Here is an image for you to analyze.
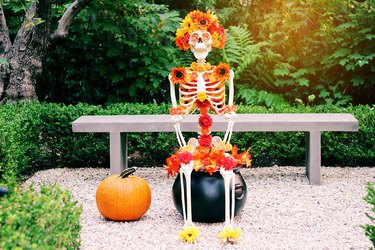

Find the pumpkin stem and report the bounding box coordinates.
[118,167,137,178]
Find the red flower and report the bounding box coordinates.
[196,100,211,114]
[199,114,213,129]
[178,152,193,164]
[218,156,235,170]
[198,134,212,147]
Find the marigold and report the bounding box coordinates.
[170,67,187,84]
[198,134,212,147]
[199,114,213,129]
[217,156,235,170]
[178,151,193,164]
[197,92,207,102]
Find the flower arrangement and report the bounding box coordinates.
[166,9,251,244]
[165,88,251,176]
[175,10,226,51]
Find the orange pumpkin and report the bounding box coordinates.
[96,168,151,221]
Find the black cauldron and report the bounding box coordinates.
[172,169,247,223]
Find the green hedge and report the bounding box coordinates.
[0,102,374,184]
[0,185,82,249]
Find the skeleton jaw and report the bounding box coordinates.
[189,30,212,61]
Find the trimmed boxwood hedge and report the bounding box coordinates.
[0,102,374,184]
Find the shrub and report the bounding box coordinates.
[361,182,375,247]
[0,102,374,184]
[0,185,82,249]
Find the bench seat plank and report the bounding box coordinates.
[72,113,358,133]
[72,113,358,185]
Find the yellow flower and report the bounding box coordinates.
[213,141,233,152]
[179,226,200,243]
[218,228,241,244]
[197,92,207,102]
[180,146,193,153]
[181,16,195,34]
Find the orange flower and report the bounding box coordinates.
[232,146,252,167]
[170,67,187,84]
[215,63,230,82]
[205,164,217,175]
[195,12,212,31]
[164,155,181,176]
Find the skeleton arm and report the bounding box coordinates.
[223,69,236,143]
[169,74,186,147]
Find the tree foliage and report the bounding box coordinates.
[215,0,375,106]
[3,0,374,105]
[37,0,183,104]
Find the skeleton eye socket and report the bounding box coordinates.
[202,33,210,42]
[190,33,199,43]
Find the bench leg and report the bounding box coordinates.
[305,131,321,185]
[109,132,128,175]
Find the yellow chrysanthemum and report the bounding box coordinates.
[197,92,207,102]
[218,228,241,244]
[179,226,200,244]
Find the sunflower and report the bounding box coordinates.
[195,12,213,31]
[181,15,195,34]
[215,63,230,82]
[170,67,187,84]
[179,226,200,243]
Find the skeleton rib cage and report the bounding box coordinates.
[179,67,226,115]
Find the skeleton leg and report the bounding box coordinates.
[223,120,234,144]
[220,168,235,229]
[173,122,186,147]
[180,162,194,227]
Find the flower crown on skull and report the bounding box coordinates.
[175,10,226,51]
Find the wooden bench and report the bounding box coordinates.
[72,113,358,185]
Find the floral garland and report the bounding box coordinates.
[170,62,231,85]
[175,10,226,51]
[164,100,251,177]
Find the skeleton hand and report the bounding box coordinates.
[224,105,237,121]
[171,115,184,124]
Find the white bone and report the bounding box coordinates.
[180,161,195,227]
[220,168,235,229]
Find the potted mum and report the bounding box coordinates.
[164,10,251,244]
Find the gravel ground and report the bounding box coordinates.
[24,166,374,250]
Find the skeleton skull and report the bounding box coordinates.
[189,30,212,60]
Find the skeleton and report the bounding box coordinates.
[169,28,238,233]
[169,30,236,148]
